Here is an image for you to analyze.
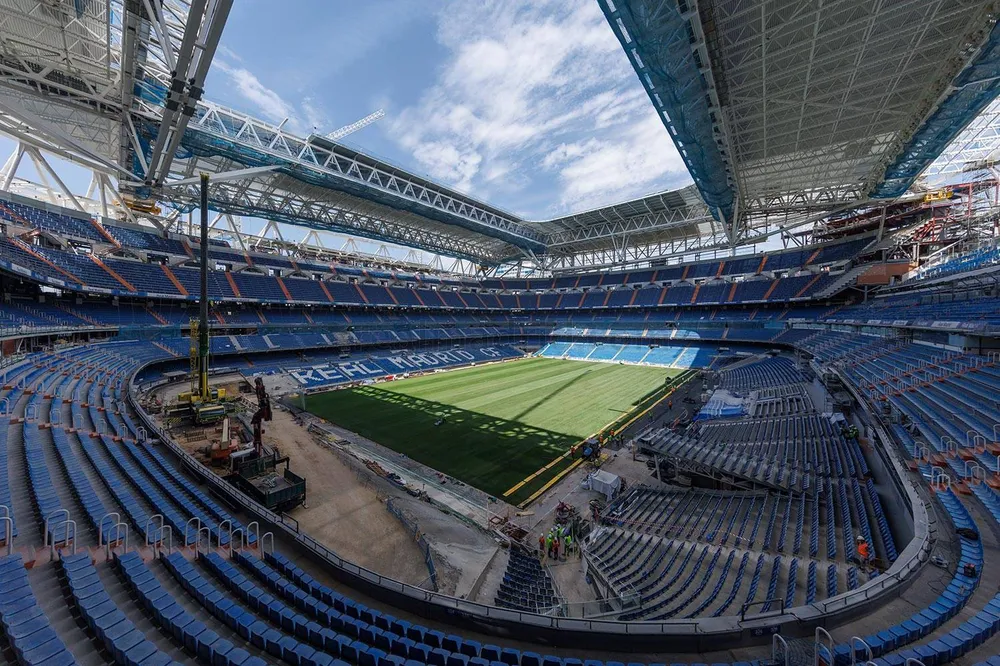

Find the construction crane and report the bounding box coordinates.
[307,109,384,149]
[175,173,227,425]
[326,109,384,141]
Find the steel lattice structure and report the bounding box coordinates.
[602,0,1000,243]
[1,0,999,272]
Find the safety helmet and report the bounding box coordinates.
[856,535,865,542]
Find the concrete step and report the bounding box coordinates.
[37,401,97,549]
[26,563,107,666]
[96,559,188,661]
[6,394,40,546]
[150,555,268,662]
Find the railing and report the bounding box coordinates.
[126,349,928,640]
[0,323,114,340]
[385,497,437,591]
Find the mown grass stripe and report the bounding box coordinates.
[304,358,681,503]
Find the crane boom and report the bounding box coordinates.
[326,109,385,141]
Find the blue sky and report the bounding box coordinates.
[205,0,693,220]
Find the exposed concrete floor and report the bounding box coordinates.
[272,406,432,587]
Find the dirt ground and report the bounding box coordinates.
[268,407,432,586]
[388,492,501,598]
[151,374,429,586]
[270,405,504,595]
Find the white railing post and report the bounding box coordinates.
[814,627,834,666]
[218,519,231,549]
[772,634,789,666]
[850,636,872,666]
[64,520,77,555]
[231,528,244,555]
[197,526,212,556]
[98,512,120,550]
[184,517,201,548]
[145,514,164,550]
[246,521,259,549]
[158,525,172,557]
[43,508,70,554]
[975,435,988,452]
[107,522,129,558]
[261,532,275,555]
[0,516,12,555]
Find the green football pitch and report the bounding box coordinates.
[303,357,682,504]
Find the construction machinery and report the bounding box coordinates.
[173,174,229,425]
[166,174,305,511]
[224,377,306,512]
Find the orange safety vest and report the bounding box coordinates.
[858,542,871,560]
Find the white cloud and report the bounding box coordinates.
[300,97,328,134]
[215,60,298,124]
[414,142,482,192]
[546,113,689,211]
[216,45,243,64]
[385,0,691,217]
[215,60,332,136]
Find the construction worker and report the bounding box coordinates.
[552,536,560,560]
[565,533,573,558]
[855,535,872,572]
[545,532,553,559]
[538,534,545,559]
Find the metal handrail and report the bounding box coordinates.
[849,636,872,666]
[156,525,172,557]
[247,521,259,548]
[815,627,834,666]
[218,519,231,549]
[231,528,244,555]
[107,522,129,558]
[98,512,120,549]
[145,514,164,549]
[261,531,274,555]
[43,508,70,553]
[773,634,789,666]
[0,516,12,556]
[197,526,212,556]
[185,517,201,548]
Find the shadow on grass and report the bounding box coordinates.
[306,385,582,503]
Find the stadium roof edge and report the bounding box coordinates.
[872,17,1000,198]
[599,0,736,228]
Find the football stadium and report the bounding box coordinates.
[4,1,1000,665]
